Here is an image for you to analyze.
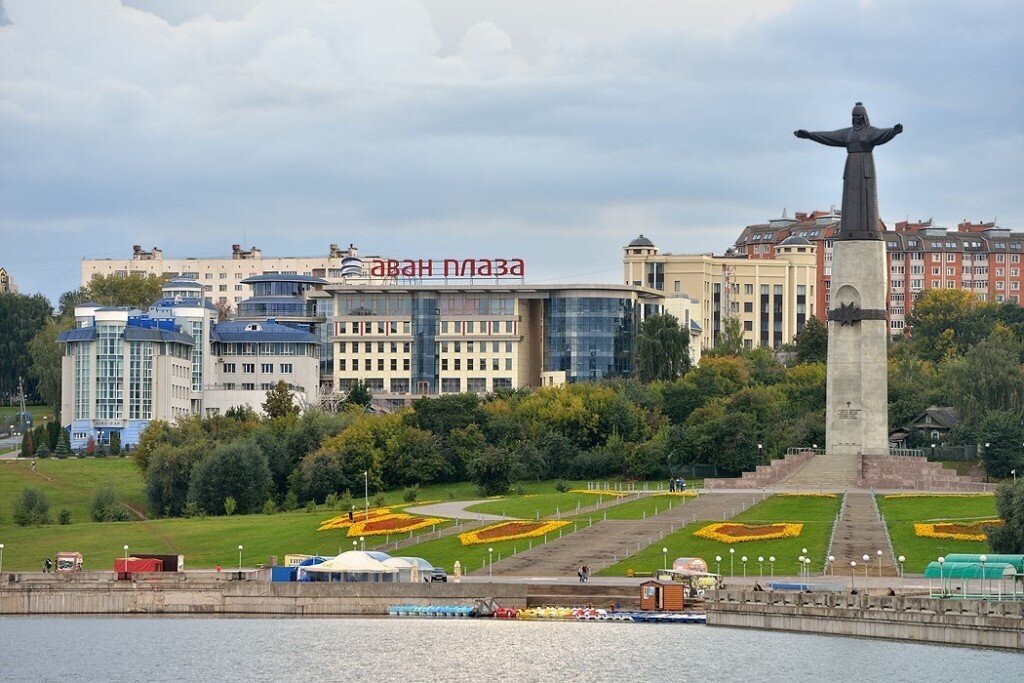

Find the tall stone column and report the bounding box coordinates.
[826,240,889,456]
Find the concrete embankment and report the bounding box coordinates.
[0,572,639,616]
[707,589,1024,651]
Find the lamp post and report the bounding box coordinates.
[769,556,775,585]
[360,536,365,552]
[862,554,870,583]
[237,544,243,573]
[123,544,129,570]
[662,547,669,571]
[980,554,987,596]
[984,443,991,483]
[804,557,811,580]
[930,443,936,460]
[715,555,722,577]
[1012,468,1017,483]
[877,549,883,578]
[850,561,857,592]
[729,548,735,576]
[757,443,764,465]
[0,543,5,573]
[938,556,945,597]
[758,556,764,580]
[364,470,369,519]
[828,555,836,579]
[798,555,805,579]
[352,540,358,551]
[897,555,905,581]
[488,547,493,577]
[741,556,747,577]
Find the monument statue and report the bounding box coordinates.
[794,102,903,240]
[794,102,903,462]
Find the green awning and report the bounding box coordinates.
[940,554,1024,573]
[923,561,1017,580]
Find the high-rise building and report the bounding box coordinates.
[0,267,16,293]
[623,234,817,350]
[730,210,1018,336]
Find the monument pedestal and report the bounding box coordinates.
[826,240,889,457]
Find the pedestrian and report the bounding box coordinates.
[31,460,36,472]
[582,564,590,583]
[886,587,896,596]
[216,564,222,573]
[578,565,584,583]
[348,508,354,522]
[669,479,675,493]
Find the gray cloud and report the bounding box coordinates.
[0,0,1021,302]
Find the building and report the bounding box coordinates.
[730,210,1020,336]
[57,280,319,449]
[623,234,817,350]
[0,267,16,293]
[889,406,959,446]
[81,243,382,310]
[313,283,660,403]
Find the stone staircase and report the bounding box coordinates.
[782,452,860,489]
[826,492,899,578]
[859,454,995,492]
[704,450,816,490]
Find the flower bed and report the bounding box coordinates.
[654,491,699,498]
[884,493,993,499]
[317,507,394,532]
[458,520,571,546]
[347,513,446,537]
[694,522,803,543]
[568,489,628,498]
[779,493,838,499]
[914,519,1002,542]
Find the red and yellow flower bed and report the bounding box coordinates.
[885,493,993,500]
[458,520,571,546]
[694,522,803,543]
[317,507,394,532]
[779,493,837,499]
[914,519,1002,542]
[347,513,446,537]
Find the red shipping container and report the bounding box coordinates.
[114,557,163,577]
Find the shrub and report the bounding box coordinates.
[339,490,354,511]
[511,484,525,495]
[554,480,570,493]
[35,442,50,459]
[262,499,277,515]
[109,431,122,457]
[282,490,299,511]
[13,487,51,526]
[95,442,108,458]
[224,496,237,516]
[446,489,456,500]
[402,485,420,503]
[58,508,71,525]
[325,493,339,510]
[373,492,386,508]
[54,430,71,459]
[305,500,317,513]
[183,500,204,518]
[90,485,130,522]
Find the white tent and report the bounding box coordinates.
[383,556,434,582]
[300,551,399,582]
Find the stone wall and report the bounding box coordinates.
[707,589,1023,650]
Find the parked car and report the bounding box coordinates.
[428,568,448,583]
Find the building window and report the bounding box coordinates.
[441,378,461,393]
[223,363,236,373]
[505,358,512,371]
[338,359,346,371]
[454,359,461,371]
[467,359,474,371]
[242,363,255,373]
[281,363,292,373]
[261,363,273,373]
[242,383,255,390]
[441,358,449,371]
[390,358,397,371]
[364,359,372,371]
[493,378,512,390]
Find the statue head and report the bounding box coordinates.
[852,102,869,128]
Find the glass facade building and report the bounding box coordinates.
[543,295,639,382]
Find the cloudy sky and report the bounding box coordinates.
[1,0,1021,303]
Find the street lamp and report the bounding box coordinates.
[352,540,358,550]
[758,556,764,580]
[798,555,805,579]
[804,557,811,579]
[488,547,494,577]
[662,547,669,571]
[980,554,988,596]
[729,548,735,576]
[757,443,764,464]
[862,554,870,583]
[897,555,905,579]
[850,561,857,592]
[877,549,883,578]
[828,555,836,579]
[769,556,775,585]
[715,555,722,576]
[938,556,946,597]
[359,536,365,552]
[123,544,129,569]
[0,543,5,573]
[364,470,369,519]
[237,545,243,572]
[741,556,747,577]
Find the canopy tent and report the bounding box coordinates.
[301,551,399,582]
[923,562,1016,580]
[924,561,1020,600]
[940,554,1024,574]
[383,556,435,582]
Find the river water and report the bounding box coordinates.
[0,618,1018,681]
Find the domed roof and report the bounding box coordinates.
[779,235,811,246]
[628,234,655,247]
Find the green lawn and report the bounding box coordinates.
[0,405,54,421]
[598,494,842,578]
[462,482,702,520]
[590,494,697,521]
[877,494,999,573]
[0,458,146,524]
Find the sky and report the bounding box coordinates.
[1,0,1022,303]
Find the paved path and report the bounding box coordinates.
[486,492,763,578]
[827,492,898,577]
[405,499,513,521]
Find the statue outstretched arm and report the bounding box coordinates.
[869,123,903,146]
[794,128,847,147]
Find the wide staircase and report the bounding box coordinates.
[859,454,994,492]
[704,450,816,490]
[781,452,859,489]
[826,492,899,578]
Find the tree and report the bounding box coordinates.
[794,316,828,364]
[345,379,372,407]
[0,292,53,397]
[54,430,71,459]
[946,326,1024,428]
[907,289,993,361]
[466,445,515,496]
[214,301,233,321]
[262,380,299,419]
[90,485,130,522]
[13,487,51,526]
[145,444,201,517]
[20,431,33,458]
[82,273,167,310]
[635,313,690,382]
[406,393,484,436]
[712,317,745,356]
[977,411,1024,479]
[28,317,74,415]
[382,426,447,487]
[85,437,96,456]
[35,442,50,458]
[187,440,272,515]
[987,478,1024,554]
[109,430,122,457]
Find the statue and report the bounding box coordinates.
[795,102,903,240]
